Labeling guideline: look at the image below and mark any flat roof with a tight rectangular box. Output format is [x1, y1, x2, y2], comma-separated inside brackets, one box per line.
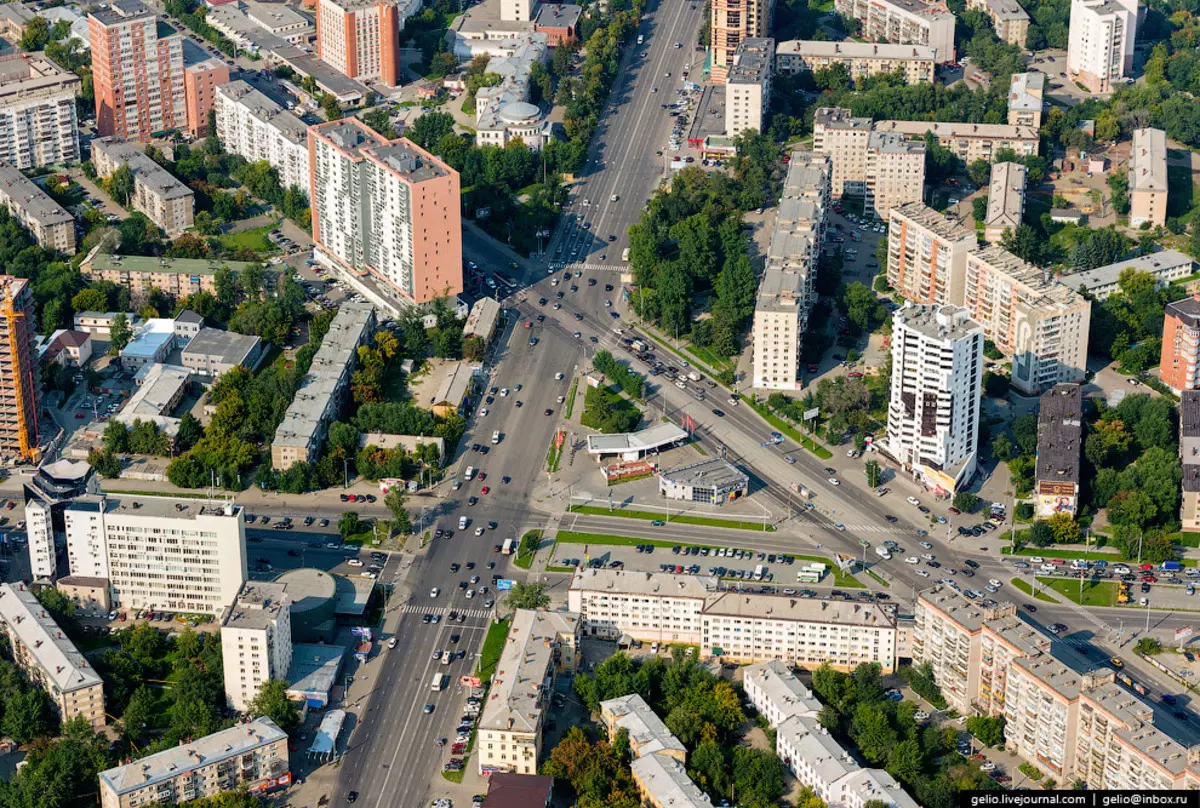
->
[182, 327, 261, 367]
[814, 107, 871, 132]
[877, 0, 954, 20]
[874, 119, 1038, 142]
[334, 575, 373, 616]
[115, 363, 189, 425]
[570, 568, 719, 600]
[275, 568, 337, 614]
[534, 2, 581, 28]
[0, 582, 103, 694]
[69, 493, 242, 522]
[99, 717, 285, 795]
[744, 659, 823, 720]
[890, 201, 975, 242]
[894, 303, 981, 343]
[778, 40, 936, 61]
[585, 422, 687, 454]
[1082, 680, 1153, 727]
[1008, 72, 1044, 111]
[728, 37, 774, 84]
[687, 85, 726, 142]
[982, 614, 1052, 657]
[981, 0, 1029, 21]
[90, 0, 156, 26]
[479, 609, 580, 735]
[272, 45, 367, 101]
[629, 753, 711, 808]
[1130, 128, 1167, 193]
[0, 53, 80, 104]
[1066, 249, 1194, 292]
[1012, 654, 1085, 701]
[1182, 391, 1200, 491]
[868, 130, 926, 155]
[223, 581, 289, 630]
[1036, 384, 1082, 485]
[216, 80, 309, 144]
[600, 694, 687, 759]
[969, 245, 1086, 309]
[918, 586, 1015, 633]
[287, 643, 344, 697]
[1116, 723, 1192, 775]
[367, 140, 451, 184]
[244, 0, 312, 31]
[0, 164, 73, 228]
[660, 458, 748, 490]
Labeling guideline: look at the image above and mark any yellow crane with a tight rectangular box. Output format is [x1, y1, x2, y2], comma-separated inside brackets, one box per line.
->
[2, 288, 37, 462]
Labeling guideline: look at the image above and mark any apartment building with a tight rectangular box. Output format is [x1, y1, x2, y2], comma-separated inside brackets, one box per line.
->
[884, 304, 983, 494]
[314, 0, 401, 86]
[743, 659, 823, 726]
[0, 582, 106, 729]
[813, 107, 872, 197]
[0, 277, 39, 463]
[501, 0, 536, 22]
[751, 151, 830, 390]
[567, 568, 717, 644]
[98, 717, 289, 808]
[864, 131, 926, 220]
[221, 582, 293, 712]
[983, 161, 1027, 243]
[963, 245, 1091, 394]
[1159, 295, 1200, 393]
[1035, 383, 1082, 518]
[1067, 0, 1138, 93]
[0, 163, 76, 254]
[976, 614, 1054, 717]
[1007, 72, 1045, 128]
[91, 138, 195, 234]
[834, 0, 955, 63]
[912, 587, 996, 713]
[63, 495, 247, 615]
[630, 753, 712, 808]
[215, 81, 310, 192]
[272, 302, 374, 470]
[710, 0, 776, 83]
[775, 41, 935, 84]
[24, 459, 99, 580]
[1182, 391, 1200, 531]
[1066, 249, 1193, 301]
[1129, 127, 1167, 228]
[80, 253, 268, 300]
[1075, 680, 1157, 788]
[309, 119, 462, 306]
[886, 201, 977, 306]
[1005, 656, 1097, 779]
[726, 38, 773, 136]
[599, 694, 687, 762]
[967, 0, 1028, 44]
[89, 0, 186, 141]
[477, 609, 580, 775]
[0, 53, 81, 169]
[182, 60, 230, 139]
[873, 119, 1040, 161]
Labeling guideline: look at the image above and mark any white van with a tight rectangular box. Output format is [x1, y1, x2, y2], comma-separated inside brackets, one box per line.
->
[753, 565, 764, 581]
[431, 673, 447, 691]
[491, 430, 500, 444]
[459, 515, 469, 530]
[1039, 563, 1057, 573]
[875, 546, 892, 559]
[464, 466, 475, 481]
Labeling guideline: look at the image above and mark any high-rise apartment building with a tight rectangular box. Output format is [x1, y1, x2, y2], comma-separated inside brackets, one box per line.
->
[183, 59, 230, 139]
[309, 119, 462, 307]
[0, 53, 81, 169]
[834, 0, 956, 62]
[966, 0, 1028, 44]
[63, 495, 247, 615]
[215, 80, 311, 192]
[1067, 0, 1138, 93]
[1182, 391, 1200, 531]
[1129, 127, 1167, 228]
[23, 459, 98, 581]
[864, 130, 926, 220]
[221, 582, 293, 711]
[710, 0, 776, 84]
[89, 0, 186, 141]
[1035, 383, 1082, 518]
[983, 161, 1027, 243]
[314, 0, 401, 86]
[1159, 295, 1200, 393]
[1007, 72, 1045, 128]
[885, 304, 983, 494]
[887, 202, 977, 306]
[0, 163, 77, 254]
[751, 151, 829, 390]
[812, 107, 872, 197]
[725, 38, 773, 136]
[775, 41, 936, 84]
[963, 245, 1091, 394]
[0, 277, 39, 463]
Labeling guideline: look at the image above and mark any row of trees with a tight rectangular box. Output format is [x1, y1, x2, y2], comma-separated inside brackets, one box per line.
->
[593, 350, 645, 399]
[1086, 267, 1185, 373]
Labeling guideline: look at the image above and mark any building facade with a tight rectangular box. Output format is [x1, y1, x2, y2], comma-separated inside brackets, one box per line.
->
[834, 0, 956, 62]
[182, 59, 230, 138]
[1067, 0, 1138, 93]
[314, 0, 401, 87]
[983, 161, 1027, 243]
[886, 202, 977, 306]
[743, 659, 822, 725]
[864, 130, 926, 221]
[658, 458, 749, 505]
[872, 119, 1040, 161]
[1159, 296, 1200, 393]
[1007, 72, 1045, 128]
[813, 107, 872, 197]
[0, 163, 76, 253]
[1182, 391, 1200, 531]
[0, 53, 81, 169]
[91, 138, 195, 234]
[0, 277, 39, 462]
[775, 40, 935, 84]
[967, 0, 1028, 44]
[710, 0, 776, 83]
[215, 80, 311, 192]
[1129, 127, 1167, 228]
[1066, 249, 1194, 301]
[80, 253, 269, 300]
[599, 694, 687, 762]
[726, 38, 773, 136]
[221, 581, 293, 712]
[90, 0, 186, 141]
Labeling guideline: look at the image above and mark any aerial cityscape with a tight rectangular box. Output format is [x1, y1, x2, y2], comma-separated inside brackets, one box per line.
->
[0, 0, 1196, 804]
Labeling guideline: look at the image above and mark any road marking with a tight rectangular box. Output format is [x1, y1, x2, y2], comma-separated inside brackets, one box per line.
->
[402, 605, 493, 619]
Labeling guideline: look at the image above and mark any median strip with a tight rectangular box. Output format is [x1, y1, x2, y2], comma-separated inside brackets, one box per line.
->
[568, 503, 775, 532]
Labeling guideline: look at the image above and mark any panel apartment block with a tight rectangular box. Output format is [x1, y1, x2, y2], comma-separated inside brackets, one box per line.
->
[966, 0, 1028, 44]
[834, 0, 955, 62]
[812, 107, 872, 198]
[0, 53, 81, 169]
[183, 59, 230, 138]
[864, 130, 925, 220]
[710, 0, 776, 83]
[872, 119, 1040, 161]
[726, 37, 773, 136]
[775, 40, 936, 84]
[887, 202, 977, 306]
[0, 276, 39, 462]
[315, 0, 401, 87]
[215, 80, 311, 192]
[0, 162, 76, 254]
[1067, 0, 1138, 93]
[221, 581, 293, 711]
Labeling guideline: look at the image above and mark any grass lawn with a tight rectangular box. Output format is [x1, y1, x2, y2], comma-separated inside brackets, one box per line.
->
[567, 504, 776, 532]
[866, 569, 889, 588]
[1001, 545, 1195, 566]
[512, 529, 540, 570]
[564, 379, 579, 419]
[792, 555, 865, 588]
[1036, 576, 1118, 607]
[740, 396, 833, 459]
[476, 617, 511, 681]
[554, 530, 748, 552]
[546, 440, 562, 473]
[684, 343, 733, 372]
[218, 223, 277, 253]
[1010, 577, 1061, 603]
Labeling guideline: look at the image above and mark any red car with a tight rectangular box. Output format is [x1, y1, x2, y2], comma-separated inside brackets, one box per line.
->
[477, 472, 486, 481]
[75, 412, 85, 419]
[1142, 574, 1158, 583]
[1139, 564, 1154, 571]
[480, 486, 490, 495]
[948, 507, 961, 515]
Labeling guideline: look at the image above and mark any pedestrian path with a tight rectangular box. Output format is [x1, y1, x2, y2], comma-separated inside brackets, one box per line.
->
[401, 605, 493, 620]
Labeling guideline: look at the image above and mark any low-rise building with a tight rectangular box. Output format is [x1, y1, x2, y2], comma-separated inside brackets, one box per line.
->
[245, 0, 314, 41]
[73, 311, 139, 337]
[98, 717, 289, 808]
[181, 327, 263, 377]
[56, 575, 112, 617]
[472, 34, 552, 150]
[834, 0, 956, 62]
[80, 252, 269, 301]
[743, 659, 822, 725]
[983, 161, 1027, 243]
[0, 162, 75, 253]
[0, 582, 106, 729]
[967, 0, 1028, 44]
[462, 297, 501, 342]
[777, 715, 863, 803]
[658, 458, 749, 505]
[477, 609, 580, 775]
[630, 753, 712, 808]
[40, 330, 93, 368]
[1007, 72, 1045, 128]
[174, 310, 204, 343]
[886, 201, 978, 306]
[775, 40, 935, 84]
[1181, 390, 1200, 531]
[533, 3, 581, 44]
[599, 693, 687, 762]
[1035, 384, 1082, 518]
[864, 130, 926, 220]
[1065, 249, 1193, 301]
[221, 581, 293, 712]
[91, 138, 194, 234]
[1130, 127, 1167, 228]
[119, 318, 178, 371]
[112, 363, 191, 436]
[726, 37, 773, 136]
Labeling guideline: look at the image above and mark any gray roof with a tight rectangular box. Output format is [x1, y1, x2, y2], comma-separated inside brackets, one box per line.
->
[981, 0, 1029, 21]
[744, 659, 823, 720]
[777, 40, 936, 62]
[0, 53, 80, 105]
[0, 163, 73, 228]
[985, 161, 1026, 232]
[1182, 391, 1200, 492]
[1035, 384, 1082, 485]
[217, 80, 309, 144]
[368, 140, 451, 183]
[893, 303, 981, 342]
[659, 458, 748, 490]
[585, 422, 687, 454]
[1008, 72, 1044, 111]
[182, 327, 261, 367]
[90, 0, 156, 26]
[629, 754, 711, 808]
[287, 643, 344, 697]
[814, 107, 871, 132]
[534, 3, 581, 28]
[271, 45, 367, 101]
[0, 582, 103, 694]
[175, 310, 204, 324]
[868, 130, 925, 155]
[94, 139, 193, 201]
[1165, 295, 1200, 329]
[1066, 250, 1194, 293]
[728, 37, 774, 84]
[478, 609, 580, 736]
[1130, 128, 1167, 193]
[570, 568, 719, 600]
[223, 581, 289, 630]
[889, 201, 975, 242]
[600, 693, 687, 759]
[777, 714, 862, 784]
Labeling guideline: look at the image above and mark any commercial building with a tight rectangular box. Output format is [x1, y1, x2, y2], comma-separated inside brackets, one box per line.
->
[1067, 0, 1138, 93]
[91, 138, 195, 234]
[834, 0, 955, 63]
[533, 3, 581, 44]
[775, 40, 935, 84]
[963, 245, 1091, 394]
[73, 311, 139, 337]
[477, 609, 580, 775]
[272, 303, 374, 470]
[183, 59, 230, 138]
[118, 318, 177, 371]
[710, 0, 776, 83]
[0, 163, 76, 254]
[1129, 127, 1167, 228]
[63, 495, 247, 615]
[884, 304, 982, 494]
[983, 161, 1027, 243]
[314, 0, 401, 87]
[658, 458, 749, 505]
[0, 582, 106, 729]
[743, 659, 822, 726]
[812, 107, 872, 197]
[80, 252, 268, 300]
[872, 119, 1039, 161]
[1064, 249, 1193, 301]
[886, 202, 977, 306]
[181, 327, 263, 377]
[309, 119, 463, 308]
[726, 38, 773, 136]
[0, 277, 39, 463]
[215, 81, 311, 192]
[98, 717, 289, 808]
[24, 459, 99, 580]
[89, 0, 186, 141]
[600, 694, 687, 762]
[1007, 72, 1045, 128]
[0, 53, 81, 169]
[1034, 384, 1082, 518]
[864, 130, 926, 220]
[462, 297, 501, 342]
[221, 581, 293, 712]
[1162, 295, 1200, 394]
[1181, 391, 1200, 531]
[967, 0, 1028, 44]
[751, 151, 830, 389]
[584, 422, 689, 461]
[472, 35, 551, 151]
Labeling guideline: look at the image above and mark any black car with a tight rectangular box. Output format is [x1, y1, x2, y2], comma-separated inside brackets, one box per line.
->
[605, 284, 614, 291]
[1022, 603, 1037, 612]
[588, 278, 597, 286]
[712, 409, 725, 417]
[538, 297, 547, 305]
[450, 562, 460, 572]
[885, 515, 898, 523]
[471, 443, 481, 452]
[575, 312, 584, 320]
[347, 793, 358, 804]
[964, 559, 980, 569]
[468, 496, 478, 506]
[545, 408, 553, 415]
[480, 446, 490, 454]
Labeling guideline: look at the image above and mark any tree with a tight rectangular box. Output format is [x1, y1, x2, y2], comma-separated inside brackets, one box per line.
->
[865, 459, 881, 489]
[840, 282, 879, 332]
[966, 715, 1006, 747]
[177, 411, 204, 452]
[1027, 519, 1054, 547]
[991, 432, 1014, 461]
[322, 93, 342, 121]
[72, 288, 109, 313]
[851, 702, 897, 765]
[952, 491, 979, 513]
[3, 689, 54, 743]
[1000, 224, 1043, 265]
[248, 680, 300, 734]
[87, 448, 121, 478]
[972, 195, 989, 223]
[338, 511, 363, 537]
[505, 581, 550, 609]
[103, 420, 130, 453]
[19, 15, 50, 50]
[109, 164, 135, 207]
[967, 158, 992, 188]
[1047, 513, 1079, 543]
[109, 312, 133, 353]
[1012, 412, 1039, 456]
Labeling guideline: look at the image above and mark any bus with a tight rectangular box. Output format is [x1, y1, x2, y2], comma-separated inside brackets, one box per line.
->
[502, 538, 515, 555]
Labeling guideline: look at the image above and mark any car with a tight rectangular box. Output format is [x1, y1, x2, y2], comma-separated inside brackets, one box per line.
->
[346, 792, 359, 804]
[651, 519, 665, 526]
[905, 557, 920, 564]
[783, 456, 795, 464]
[964, 559, 980, 569]
[988, 578, 1002, 588]
[1022, 603, 1037, 613]
[430, 587, 440, 597]
[424, 704, 434, 714]
[481, 486, 490, 494]
[884, 515, 898, 523]
[828, 477, 840, 486]
[348, 559, 364, 567]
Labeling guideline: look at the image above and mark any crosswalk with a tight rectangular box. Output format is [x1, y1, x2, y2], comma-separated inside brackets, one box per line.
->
[402, 605, 493, 619]
[552, 261, 628, 273]
[820, 522, 931, 535]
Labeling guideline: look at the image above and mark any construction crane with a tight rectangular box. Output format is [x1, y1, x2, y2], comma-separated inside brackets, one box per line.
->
[2, 286, 37, 463]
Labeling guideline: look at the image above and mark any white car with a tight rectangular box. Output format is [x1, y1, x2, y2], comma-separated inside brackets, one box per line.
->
[555, 372, 565, 380]
[500, 387, 509, 396]
[828, 477, 841, 486]
[475, 527, 485, 536]
[907, 496, 921, 506]
[430, 587, 441, 598]
[465, 589, 475, 599]
[347, 559, 364, 567]
[915, 711, 929, 721]
[360, 571, 377, 579]
[479, 407, 489, 416]
[919, 541, 933, 549]
[905, 557, 920, 565]
[979, 761, 996, 772]
[915, 569, 930, 577]
[846, 448, 856, 457]
[387, 637, 397, 649]
[921, 553, 935, 560]
[1030, 556, 1045, 564]
[988, 579, 1002, 588]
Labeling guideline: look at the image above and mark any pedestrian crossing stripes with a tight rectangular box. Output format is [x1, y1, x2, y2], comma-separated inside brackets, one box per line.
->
[554, 262, 627, 273]
[402, 605, 492, 619]
[822, 523, 930, 535]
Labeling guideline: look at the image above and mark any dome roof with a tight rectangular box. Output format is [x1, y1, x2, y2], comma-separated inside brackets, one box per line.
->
[499, 101, 541, 125]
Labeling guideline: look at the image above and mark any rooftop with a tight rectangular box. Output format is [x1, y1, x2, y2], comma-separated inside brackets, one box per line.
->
[629, 753, 712, 808]
[182, 327, 262, 368]
[1182, 391, 1200, 491]
[777, 40, 936, 61]
[867, 130, 925, 155]
[1130, 127, 1167, 193]
[1012, 654, 1086, 701]
[0, 582, 103, 694]
[90, 0, 156, 26]
[894, 303, 982, 343]
[687, 85, 727, 142]
[534, 2, 582, 28]
[969, 245, 1087, 309]
[216, 80, 309, 144]
[777, 714, 862, 784]
[99, 718, 285, 795]
[570, 568, 719, 599]
[981, 614, 1052, 657]
[1035, 383, 1082, 485]
[702, 591, 897, 627]
[814, 107, 871, 132]
[600, 693, 687, 759]
[918, 586, 1017, 633]
[877, 0, 954, 19]
[244, 0, 312, 31]
[484, 773, 554, 808]
[271, 45, 367, 102]
[367, 139, 452, 184]
[286, 643, 344, 698]
[728, 37, 774, 84]
[68, 494, 242, 523]
[835, 770, 921, 808]
[585, 422, 688, 454]
[659, 458, 748, 490]
[1082, 680, 1154, 727]
[223, 581, 289, 631]
[0, 53, 80, 104]
[874, 119, 1038, 142]
[1065, 249, 1194, 293]
[0, 164, 73, 228]
[114, 363, 189, 433]
[463, 297, 501, 340]
[275, 568, 337, 614]
[479, 609, 580, 735]
[312, 118, 388, 157]
[889, 201, 975, 242]
[1008, 72, 1044, 111]
[93, 139, 193, 201]
[985, 161, 1026, 232]
[744, 659, 823, 720]
[979, 0, 1029, 21]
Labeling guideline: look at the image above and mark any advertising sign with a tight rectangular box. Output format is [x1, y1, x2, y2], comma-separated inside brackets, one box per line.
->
[497, 579, 515, 591]
[1176, 625, 1194, 643]
[1037, 481, 1078, 517]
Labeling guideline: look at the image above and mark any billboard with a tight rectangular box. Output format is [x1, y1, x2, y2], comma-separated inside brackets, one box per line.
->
[1037, 481, 1078, 517]
[1177, 625, 1194, 643]
[497, 579, 515, 591]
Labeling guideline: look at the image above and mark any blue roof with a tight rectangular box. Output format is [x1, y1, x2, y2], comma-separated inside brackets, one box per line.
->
[122, 331, 174, 359]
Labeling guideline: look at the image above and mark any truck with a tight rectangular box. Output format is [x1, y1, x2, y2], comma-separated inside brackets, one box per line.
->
[431, 673, 447, 691]
[687, 371, 702, 382]
[502, 538, 515, 555]
[1162, 561, 1183, 571]
[790, 482, 814, 499]
[631, 339, 648, 352]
